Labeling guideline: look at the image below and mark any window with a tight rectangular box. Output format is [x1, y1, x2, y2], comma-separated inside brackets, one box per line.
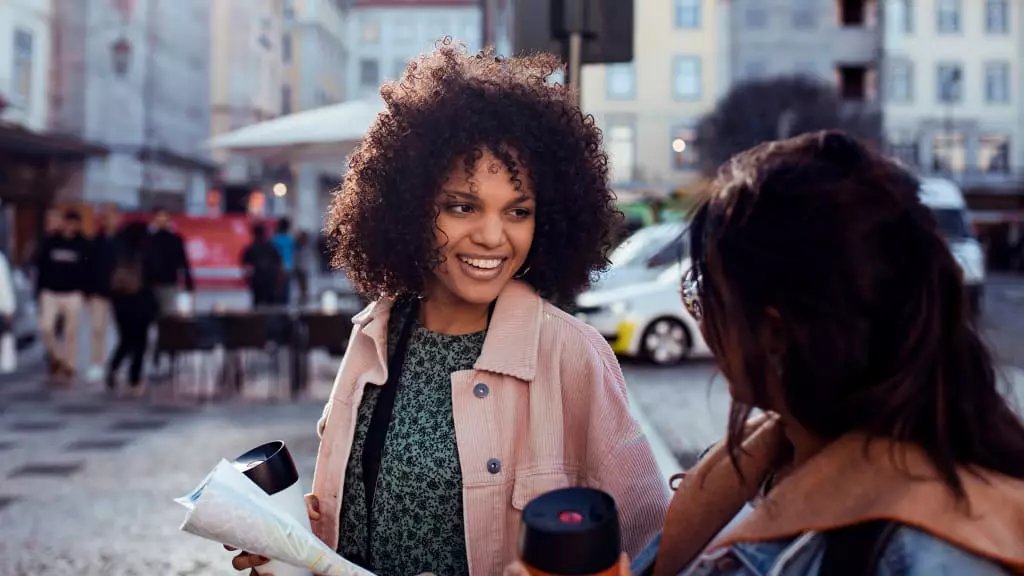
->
[978, 134, 1010, 174]
[671, 126, 699, 170]
[606, 124, 636, 183]
[897, 0, 914, 32]
[744, 60, 767, 80]
[986, 0, 1009, 33]
[675, 0, 700, 28]
[673, 56, 702, 100]
[282, 34, 292, 63]
[932, 132, 966, 173]
[605, 63, 635, 100]
[840, 0, 866, 26]
[281, 84, 292, 115]
[360, 58, 379, 88]
[839, 66, 868, 100]
[745, 8, 767, 28]
[12, 28, 33, 105]
[283, 0, 294, 19]
[937, 63, 963, 103]
[793, 0, 816, 28]
[887, 59, 913, 102]
[361, 18, 380, 44]
[889, 141, 920, 167]
[936, 0, 960, 33]
[985, 62, 1011, 103]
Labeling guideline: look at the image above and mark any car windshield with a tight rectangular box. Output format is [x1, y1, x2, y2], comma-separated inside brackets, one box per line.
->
[609, 223, 686, 268]
[930, 208, 971, 239]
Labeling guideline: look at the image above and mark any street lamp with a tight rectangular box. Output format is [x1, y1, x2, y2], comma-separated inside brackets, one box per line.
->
[272, 182, 288, 197]
[110, 37, 132, 77]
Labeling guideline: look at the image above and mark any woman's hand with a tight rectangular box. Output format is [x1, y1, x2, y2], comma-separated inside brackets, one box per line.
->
[502, 553, 631, 576]
[225, 494, 324, 575]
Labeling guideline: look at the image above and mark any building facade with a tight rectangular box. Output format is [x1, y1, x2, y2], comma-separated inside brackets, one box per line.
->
[50, 0, 214, 212]
[579, 0, 722, 190]
[881, 0, 1024, 265]
[210, 0, 286, 215]
[0, 0, 52, 132]
[346, 0, 482, 101]
[281, 0, 349, 231]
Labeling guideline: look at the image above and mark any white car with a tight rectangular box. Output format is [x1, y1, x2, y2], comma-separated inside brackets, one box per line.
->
[918, 177, 985, 314]
[576, 261, 710, 366]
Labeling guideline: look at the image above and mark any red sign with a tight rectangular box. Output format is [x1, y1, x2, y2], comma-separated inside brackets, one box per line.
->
[123, 213, 275, 289]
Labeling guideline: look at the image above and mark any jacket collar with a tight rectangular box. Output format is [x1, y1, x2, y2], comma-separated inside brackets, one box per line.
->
[713, 434, 1024, 572]
[352, 280, 544, 382]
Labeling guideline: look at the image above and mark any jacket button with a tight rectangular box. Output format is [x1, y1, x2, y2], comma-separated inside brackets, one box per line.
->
[486, 458, 501, 474]
[473, 383, 489, 398]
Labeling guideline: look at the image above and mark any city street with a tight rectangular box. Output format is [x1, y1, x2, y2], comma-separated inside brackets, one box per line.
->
[0, 275, 1022, 574]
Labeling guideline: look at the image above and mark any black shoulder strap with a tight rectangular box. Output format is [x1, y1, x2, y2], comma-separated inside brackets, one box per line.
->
[362, 298, 418, 514]
[820, 521, 898, 576]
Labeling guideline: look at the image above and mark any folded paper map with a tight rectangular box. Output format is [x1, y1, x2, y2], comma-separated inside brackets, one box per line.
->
[176, 459, 375, 576]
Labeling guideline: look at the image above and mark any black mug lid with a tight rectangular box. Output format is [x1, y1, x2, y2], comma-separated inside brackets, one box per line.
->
[231, 440, 299, 496]
[519, 487, 621, 575]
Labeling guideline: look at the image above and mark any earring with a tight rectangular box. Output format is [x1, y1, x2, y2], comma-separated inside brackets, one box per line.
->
[514, 265, 531, 279]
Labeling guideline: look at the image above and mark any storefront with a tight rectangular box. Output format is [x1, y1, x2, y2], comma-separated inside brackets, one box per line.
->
[965, 187, 1024, 271]
[0, 122, 107, 266]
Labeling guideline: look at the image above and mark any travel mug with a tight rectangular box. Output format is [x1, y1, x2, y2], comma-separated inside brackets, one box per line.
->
[231, 441, 311, 576]
[518, 487, 622, 576]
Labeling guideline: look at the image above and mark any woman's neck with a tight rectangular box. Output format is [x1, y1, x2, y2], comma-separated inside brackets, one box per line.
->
[417, 291, 491, 335]
[784, 421, 829, 469]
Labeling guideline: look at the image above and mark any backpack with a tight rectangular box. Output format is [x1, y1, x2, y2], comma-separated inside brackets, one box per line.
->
[110, 255, 144, 295]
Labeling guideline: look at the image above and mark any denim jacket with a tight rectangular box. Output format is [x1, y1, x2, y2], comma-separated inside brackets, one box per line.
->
[642, 428, 1024, 576]
[633, 519, 1014, 575]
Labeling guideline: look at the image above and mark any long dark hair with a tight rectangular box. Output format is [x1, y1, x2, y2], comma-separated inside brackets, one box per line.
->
[117, 221, 149, 258]
[689, 131, 1024, 498]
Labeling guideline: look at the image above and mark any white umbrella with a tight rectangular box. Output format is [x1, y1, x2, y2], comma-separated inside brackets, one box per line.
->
[205, 98, 387, 163]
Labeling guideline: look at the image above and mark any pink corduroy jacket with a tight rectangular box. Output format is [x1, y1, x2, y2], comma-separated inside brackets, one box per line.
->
[310, 280, 669, 575]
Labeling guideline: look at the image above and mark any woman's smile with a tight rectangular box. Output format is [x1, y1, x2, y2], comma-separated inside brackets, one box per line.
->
[457, 254, 508, 280]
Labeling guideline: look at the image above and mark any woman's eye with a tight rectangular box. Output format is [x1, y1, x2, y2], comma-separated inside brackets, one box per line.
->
[509, 208, 533, 219]
[449, 204, 473, 214]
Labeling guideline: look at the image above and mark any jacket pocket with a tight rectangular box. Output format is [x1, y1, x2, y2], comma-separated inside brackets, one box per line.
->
[512, 471, 572, 510]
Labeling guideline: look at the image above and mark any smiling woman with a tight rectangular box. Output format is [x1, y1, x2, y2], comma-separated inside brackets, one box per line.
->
[228, 40, 668, 576]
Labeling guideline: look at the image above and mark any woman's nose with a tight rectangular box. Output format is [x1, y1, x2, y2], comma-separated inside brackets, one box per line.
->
[472, 214, 505, 248]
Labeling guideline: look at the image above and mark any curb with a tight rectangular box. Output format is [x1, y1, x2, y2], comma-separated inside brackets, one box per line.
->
[627, 388, 684, 479]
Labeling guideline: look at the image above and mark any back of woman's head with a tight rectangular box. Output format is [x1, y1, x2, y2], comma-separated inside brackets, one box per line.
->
[119, 222, 149, 254]
[689, 130, 1024, 495]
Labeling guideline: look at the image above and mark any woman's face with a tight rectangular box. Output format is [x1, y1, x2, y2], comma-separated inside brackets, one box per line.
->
[427, 149, 536, 307]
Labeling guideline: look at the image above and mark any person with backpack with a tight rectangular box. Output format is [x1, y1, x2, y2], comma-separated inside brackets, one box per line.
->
[106, 221, 157, 398]
[241, 223, 283, 308]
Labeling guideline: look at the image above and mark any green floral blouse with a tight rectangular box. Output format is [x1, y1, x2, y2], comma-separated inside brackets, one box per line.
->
[338, 302, 485, 576]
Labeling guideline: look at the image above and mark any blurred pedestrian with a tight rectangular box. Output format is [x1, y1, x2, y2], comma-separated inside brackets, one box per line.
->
[270, 217, 294, 304]
[85, 204, 121, 383]
[0, 249, 16, 373]
[293, 230, 312, 305]
[147, 207, 193, 375]
[639, 131, 1024, 575]
[35, 209, 89, 383]
[106, 222, 157, 398]
[241, 223, 282, 308]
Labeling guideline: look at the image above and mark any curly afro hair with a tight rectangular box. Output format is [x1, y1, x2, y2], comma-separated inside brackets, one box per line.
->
[325, 39, 621, 304]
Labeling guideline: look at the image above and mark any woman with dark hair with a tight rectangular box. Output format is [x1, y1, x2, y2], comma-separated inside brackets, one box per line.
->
[631, 131, 1024, 575]
[106, 221, 158, 397]
[229, 40, 667, 576]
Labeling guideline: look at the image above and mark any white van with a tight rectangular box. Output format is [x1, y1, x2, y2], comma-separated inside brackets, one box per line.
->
[918, 177, 985, 313]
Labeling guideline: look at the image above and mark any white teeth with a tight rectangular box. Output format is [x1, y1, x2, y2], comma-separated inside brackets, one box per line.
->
[460, 256, 504, 270]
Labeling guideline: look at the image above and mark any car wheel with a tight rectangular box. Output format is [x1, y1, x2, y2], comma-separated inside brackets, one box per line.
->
[640, 317, 691, 366]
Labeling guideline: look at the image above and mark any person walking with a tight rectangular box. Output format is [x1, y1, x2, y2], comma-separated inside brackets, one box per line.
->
[0, 249, 16, 373]
[270, 217, 294, 304]
[241, 223, 283, 308]
[231, 42, 667, 576]
[147, 207, 193, 375]
[35, 209, 90, 383]
[85, 204, 121, 383]
[293, 230, 312, 305]
[106, 222, 158, 398]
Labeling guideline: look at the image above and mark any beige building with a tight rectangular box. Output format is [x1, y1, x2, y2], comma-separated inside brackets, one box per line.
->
[579, 0, 724, 191]
[210, 0, 286, 200]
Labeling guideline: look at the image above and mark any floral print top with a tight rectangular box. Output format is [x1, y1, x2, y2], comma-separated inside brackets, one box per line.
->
[338, 302, 486, 576]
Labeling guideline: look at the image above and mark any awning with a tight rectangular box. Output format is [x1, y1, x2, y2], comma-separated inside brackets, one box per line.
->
[0, 122, 108, 161]
[205, 99, 386, 163]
